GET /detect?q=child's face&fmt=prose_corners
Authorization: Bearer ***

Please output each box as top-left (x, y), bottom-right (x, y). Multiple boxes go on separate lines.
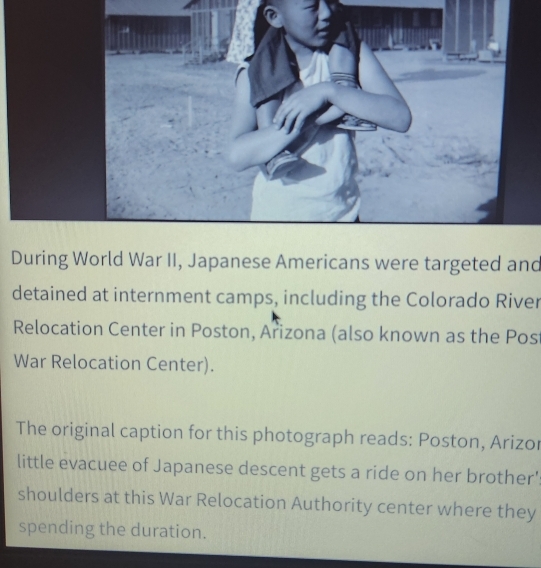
top-left (270, 0), bottom-right (340, 49)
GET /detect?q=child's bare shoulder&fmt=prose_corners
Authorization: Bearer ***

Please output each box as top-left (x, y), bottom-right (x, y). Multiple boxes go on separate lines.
top-left (235, 67), bottom-right (252, 99)
top-left (232, 67), bottom-right (257, 138)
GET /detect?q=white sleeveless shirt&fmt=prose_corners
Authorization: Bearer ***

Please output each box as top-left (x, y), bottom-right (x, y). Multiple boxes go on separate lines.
top-left (250, 50), bottom-right (360, 222)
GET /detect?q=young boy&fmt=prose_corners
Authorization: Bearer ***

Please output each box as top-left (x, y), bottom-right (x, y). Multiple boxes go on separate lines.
top-left (248, 1), bottom-right (376, 179)
top-left (229, 0), bottom-right (411, 222)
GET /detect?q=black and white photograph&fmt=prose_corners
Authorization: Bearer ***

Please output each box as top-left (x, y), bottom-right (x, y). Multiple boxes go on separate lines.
top-left (105, 0), bottom-right (509, 223)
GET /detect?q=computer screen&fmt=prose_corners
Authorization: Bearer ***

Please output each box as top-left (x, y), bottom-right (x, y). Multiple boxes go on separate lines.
top-left (1, 1), bottom-right (540, 567)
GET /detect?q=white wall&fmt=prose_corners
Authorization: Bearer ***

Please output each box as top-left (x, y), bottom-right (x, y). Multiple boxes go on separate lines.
top-left (494, 0), bottom-right (510, 52)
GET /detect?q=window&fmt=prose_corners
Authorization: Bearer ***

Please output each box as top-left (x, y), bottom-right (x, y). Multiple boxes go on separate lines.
top-left (412, 10), bottom-right (421, 28)
top-left (430, 10), bottom-right (439, 27)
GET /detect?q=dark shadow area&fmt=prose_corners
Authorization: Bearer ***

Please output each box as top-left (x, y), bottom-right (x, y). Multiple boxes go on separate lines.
top-left (476, 196), bottom-right (500, 223)
top-left (5, 0), bottom-right (106, 220)
top-left (282, 161), bottom-right (327, 183)
top-left (500, 0), bottom-right (541, 224)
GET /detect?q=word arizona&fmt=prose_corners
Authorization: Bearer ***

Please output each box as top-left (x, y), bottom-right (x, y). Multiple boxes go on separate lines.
top-left (260, 325), bottom-right (326, 340)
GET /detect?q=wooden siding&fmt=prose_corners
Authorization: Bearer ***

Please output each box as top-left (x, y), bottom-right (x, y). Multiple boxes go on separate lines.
top-left (191, 8), bottom-right (236, 52)
top-left (349, 7), bottom-right (443, 49)
top-left (106, 0), bottom-right (191, 17)
top-left (187, 1), bottom-right (443, 53)
top-left (443, 0), bottom-right (496, 54)
top-left (188, 0), bottom-right (237, 52)
top-left (105, 16), bottom-right (191, 52)
top-left (343, 0), bottom-right (444, 7)
top-left (188, 0), bottom-right (237, 9)
top-left (192, 0), bottom-right (450, 55)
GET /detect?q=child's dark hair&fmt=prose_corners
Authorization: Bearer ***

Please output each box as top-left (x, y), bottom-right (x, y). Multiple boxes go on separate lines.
top-left (255, 0), bottom-right (288, 47)
top-left (254, 3), bottom-right (270, 48)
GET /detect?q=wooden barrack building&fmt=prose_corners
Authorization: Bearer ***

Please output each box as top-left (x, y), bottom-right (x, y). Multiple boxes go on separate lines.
top-left (105, 0), bottom-right (191, 52)
top-left (104, 0), bottom-right (509, 59)
top-left (183, 0), bottom-right (509, 58)
top-left (182, 0), bottom-right (445, 53)
top-left (184, 0), bottom-right (237, 55)
top-left (443, 0), bottom-right (510, 55)
top-left (343, 0), bottom-right (444, 50)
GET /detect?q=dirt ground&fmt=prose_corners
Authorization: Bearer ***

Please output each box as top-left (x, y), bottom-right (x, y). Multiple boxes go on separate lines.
top-left (106, 50), bottom-right (506, 223)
